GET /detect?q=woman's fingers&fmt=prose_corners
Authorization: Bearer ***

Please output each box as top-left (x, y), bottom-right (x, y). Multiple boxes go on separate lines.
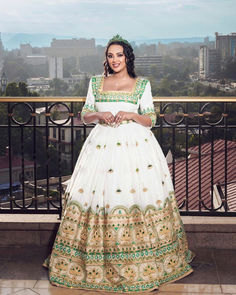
top-left (104, 112), bottom-right (115, 123)
top-left (115, 112), bottom-right (124, 124)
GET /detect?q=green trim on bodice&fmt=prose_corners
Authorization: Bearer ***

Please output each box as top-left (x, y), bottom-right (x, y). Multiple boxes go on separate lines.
top-left (92, 75), bottom-right (149, 104)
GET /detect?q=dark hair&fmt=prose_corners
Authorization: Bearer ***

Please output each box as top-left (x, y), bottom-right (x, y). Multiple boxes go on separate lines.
top-left (103, 41), bottom-right (137, 78)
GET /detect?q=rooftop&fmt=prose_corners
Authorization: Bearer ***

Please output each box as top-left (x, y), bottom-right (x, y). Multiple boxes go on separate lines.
top-left (169, 139), bottom-right (236, 210)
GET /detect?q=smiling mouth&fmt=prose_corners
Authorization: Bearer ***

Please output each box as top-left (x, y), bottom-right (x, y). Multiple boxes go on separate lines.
top-left (112, 63), bottom-right (120, 68)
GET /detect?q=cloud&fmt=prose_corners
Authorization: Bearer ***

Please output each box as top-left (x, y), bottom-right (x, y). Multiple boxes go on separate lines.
top-left (0, 0), bottom-right (235, 38)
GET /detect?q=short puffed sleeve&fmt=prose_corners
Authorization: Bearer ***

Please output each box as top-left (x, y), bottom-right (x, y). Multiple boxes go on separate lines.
top-left (139, 80), bottom-right (156, 128)
top-left (81, 77), bottom-right (98, 125)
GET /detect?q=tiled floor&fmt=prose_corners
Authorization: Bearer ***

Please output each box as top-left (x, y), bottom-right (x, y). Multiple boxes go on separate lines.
top-left (0, 247), bottom-right (235, 295)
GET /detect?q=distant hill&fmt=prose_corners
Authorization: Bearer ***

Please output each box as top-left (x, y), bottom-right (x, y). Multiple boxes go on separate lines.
top-left (1, 33), bottom-right (76, 50)
top-left (1, 32), bottom-right (214, 50)
top-left (96, 36), bottom-right (214, 46)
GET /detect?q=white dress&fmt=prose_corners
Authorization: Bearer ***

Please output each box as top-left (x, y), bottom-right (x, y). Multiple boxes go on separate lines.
top-left (47, 75), bottom-right (194, 293)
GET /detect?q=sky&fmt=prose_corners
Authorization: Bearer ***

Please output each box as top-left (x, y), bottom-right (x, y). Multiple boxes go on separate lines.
top-left (0, 0), bottom-right (235, 40)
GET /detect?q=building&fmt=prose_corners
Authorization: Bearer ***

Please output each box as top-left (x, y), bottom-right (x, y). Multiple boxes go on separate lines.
top-left (169, 139), bottom-right (236, 211)
top-left (27, 77), bottom-right (51, 92)
top-left (25, 55), bottom-right (47, 66)
top-left (199, 45), bottom-right (220, 78)
top-left (63, 73), bottom-right (90, 90)
top-left (0, 148), bottom-right (34, 202)
top-left (49, 56), bottom-right (63, 79)
top-left (135, 55), bottom-right (163, 76)
top-left (0, 33), bottom-right (4, 71)
top-left (45, 38), bottom-right (96, 77)
top-left (215, 32), bottom-right (236, 59)
top-left (48, 114), bottom-right (93, 165)
top-left (20, 43), bottom-right (33, 57)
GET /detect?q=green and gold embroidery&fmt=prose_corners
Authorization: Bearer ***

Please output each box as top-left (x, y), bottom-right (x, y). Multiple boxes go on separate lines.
top-left (81, 103), bottom-right (97, 123)
top-left (49, 194), bottom-right (193, 293)
top-left (139, 106), bottom-right (156, 127)
top-left (91, 75), bottom-right (149, 104)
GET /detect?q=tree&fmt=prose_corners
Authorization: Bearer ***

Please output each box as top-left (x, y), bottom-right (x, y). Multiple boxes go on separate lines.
top-left (5, 81), bottom-right (39, 97)
top-left (5, 82), bottom-right (19, 96)
top-left (49, 79), bottom-right (68, 96)
top-left (150, 65), bottom-right (162, 79)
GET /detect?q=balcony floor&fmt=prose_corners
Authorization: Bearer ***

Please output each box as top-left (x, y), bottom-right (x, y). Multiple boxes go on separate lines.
top-left (0, 247), bottom-right (235, 295)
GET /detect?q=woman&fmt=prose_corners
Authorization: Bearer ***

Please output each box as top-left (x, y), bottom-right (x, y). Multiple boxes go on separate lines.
top-left (46, 34), bottom-right (194, 293)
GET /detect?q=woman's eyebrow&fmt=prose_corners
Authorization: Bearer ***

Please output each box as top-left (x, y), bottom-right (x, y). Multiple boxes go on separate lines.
top-left (108, 52), bottom-right (123, 55)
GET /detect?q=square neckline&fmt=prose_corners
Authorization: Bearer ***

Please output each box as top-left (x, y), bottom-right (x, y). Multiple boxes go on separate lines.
top-left (99, 76), bottom-right (139, 94)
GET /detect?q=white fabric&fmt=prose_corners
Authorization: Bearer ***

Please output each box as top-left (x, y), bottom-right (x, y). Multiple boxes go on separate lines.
top-left (82, 78), bottom-right (154, 129)
top-left (65, 78), bottom-right (174, 212)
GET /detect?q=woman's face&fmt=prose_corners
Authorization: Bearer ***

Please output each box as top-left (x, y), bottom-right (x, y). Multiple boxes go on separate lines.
top-left (107, 44), bottom-right (127, 73)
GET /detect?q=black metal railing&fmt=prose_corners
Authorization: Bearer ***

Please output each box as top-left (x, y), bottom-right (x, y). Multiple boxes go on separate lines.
top-left (0, 97), bottom-right (235, 216)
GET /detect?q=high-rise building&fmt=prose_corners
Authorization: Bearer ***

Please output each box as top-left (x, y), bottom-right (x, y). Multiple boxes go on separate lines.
top-left (20, 43), bottom-right (33, 57)
top-left (49, 56), bottom-right (63, 79)
top-left (215, 32), bottom-right (236, 59)
top-left (199, 45), bottom-right (220, 78)
top-left (0, 33), bottom-right (4, 70)
top-left (45, 38), bottom-right (96, 79)
top-left (135, 55), bottom-right (163, 76)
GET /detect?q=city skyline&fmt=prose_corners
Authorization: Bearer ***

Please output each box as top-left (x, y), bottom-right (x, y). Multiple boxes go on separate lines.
top-left (0, 0), bottom-right (235, 40)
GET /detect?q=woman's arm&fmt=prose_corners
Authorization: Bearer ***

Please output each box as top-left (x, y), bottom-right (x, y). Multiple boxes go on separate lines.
top-left (83, 111), bottom-right (115, 125)
top-left (114, 111), bottom-right (152, 127)
top-left (82, 77), bottom-right (115, 125)
top-left (131, 113), bottom-right (152, 127)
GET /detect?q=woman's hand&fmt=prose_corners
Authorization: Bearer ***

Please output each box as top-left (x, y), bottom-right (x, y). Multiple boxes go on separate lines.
top-left (98, 112), bottom-right (115, 124)
top-left (114, 111), bottom-right (134, 125)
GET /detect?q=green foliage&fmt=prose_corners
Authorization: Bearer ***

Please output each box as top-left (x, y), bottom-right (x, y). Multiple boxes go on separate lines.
top-left (163, 55), bottom-right (197, 81)
top-left (4, 81), bottom-right (39, 97)
top-left (150, 65), bottom-right (162, 79)
top-left (71, 75), bottom-right (90, 96)
top-left (3, 55), bottom-right (48, 82)
top-left (48, 79), bottom-right (68, 96)
top-left (188, 82), bottom-right (230, 97)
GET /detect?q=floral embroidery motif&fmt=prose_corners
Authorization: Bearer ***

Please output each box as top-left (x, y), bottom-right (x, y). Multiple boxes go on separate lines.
top-left (81, 103), bottom-right (97, 123)
top-left (49, 194), bottom-right (194, 293)
top-left (139, 106), bottom-right (156, 127)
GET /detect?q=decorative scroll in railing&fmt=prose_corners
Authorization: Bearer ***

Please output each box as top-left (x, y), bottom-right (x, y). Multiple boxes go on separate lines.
top-left (0, 97), bottom-right (235, 216)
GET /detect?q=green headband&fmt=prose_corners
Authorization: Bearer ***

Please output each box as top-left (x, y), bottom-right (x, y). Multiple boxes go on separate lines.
top-left (107, 34), bottom-right (131, 47)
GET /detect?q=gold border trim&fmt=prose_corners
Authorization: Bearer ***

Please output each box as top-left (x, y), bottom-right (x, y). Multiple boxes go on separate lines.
top-left (99, 76), bottom-right (140, 94)
top-left (1, 96), bottom-right (236, 102)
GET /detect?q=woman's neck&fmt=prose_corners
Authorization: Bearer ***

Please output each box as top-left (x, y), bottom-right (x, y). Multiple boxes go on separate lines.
top-left (112, 69), bottom-right (130, 80)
